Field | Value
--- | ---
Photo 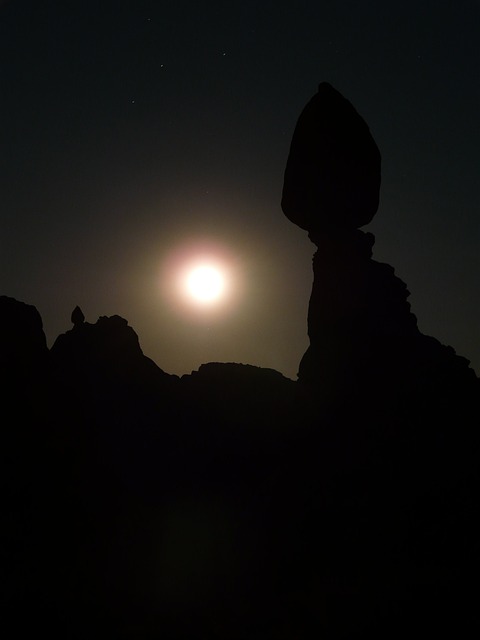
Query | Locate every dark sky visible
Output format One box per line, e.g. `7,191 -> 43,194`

1,0 -> 479,379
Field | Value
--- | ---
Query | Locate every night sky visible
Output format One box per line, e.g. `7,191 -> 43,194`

1,0 -> 479,379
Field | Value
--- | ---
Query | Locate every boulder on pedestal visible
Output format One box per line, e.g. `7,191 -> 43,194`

281,84 -> 477,400
282,82 -> 381,234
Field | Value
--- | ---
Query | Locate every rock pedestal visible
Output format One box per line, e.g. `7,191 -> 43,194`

298,229 -> 420,395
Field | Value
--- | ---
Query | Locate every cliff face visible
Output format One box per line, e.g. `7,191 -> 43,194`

2,84 -> 479,638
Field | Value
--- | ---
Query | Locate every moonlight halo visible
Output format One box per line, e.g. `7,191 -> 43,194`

184,263 -> 226,305
160,238 -> 242,319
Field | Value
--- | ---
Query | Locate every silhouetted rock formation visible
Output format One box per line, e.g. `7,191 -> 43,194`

0,297 -> 57,635
278,83 -> 479,638
0,294 -> 50,465
282,85 -> 477,401
282,82 -> 381,233
2,83 -> 479,639
0,294 -> 48,377
51,312 -> 172,391
298,228 -> 477,400
2,287 -> 479,638
71,305 -> 85,326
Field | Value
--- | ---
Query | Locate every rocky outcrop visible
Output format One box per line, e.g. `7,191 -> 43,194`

0,294 -> 48,379
71,305 -> 85,326
180,362 -> 302,455
2,288 -> 479,638
51,312 -> 172,391
1,303 -> 54,635
277,85 -> 480,638
298,228 -> 477,401
0,294 -> 50,464
282,85 -> 477,403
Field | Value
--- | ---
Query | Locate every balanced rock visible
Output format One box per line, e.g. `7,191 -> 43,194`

281,82 -> 381,233
71,305 -> 85,326
281,84 -> 478,402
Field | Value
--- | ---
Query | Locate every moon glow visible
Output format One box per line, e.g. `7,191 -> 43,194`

160,240 -> 242,318
184,263 -> 226,304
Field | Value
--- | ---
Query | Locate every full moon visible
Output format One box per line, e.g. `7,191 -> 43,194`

184,263 -> 226,304
161,240 -> 241,317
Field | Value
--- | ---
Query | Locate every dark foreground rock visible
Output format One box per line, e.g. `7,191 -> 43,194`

2,295 -> 478,639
